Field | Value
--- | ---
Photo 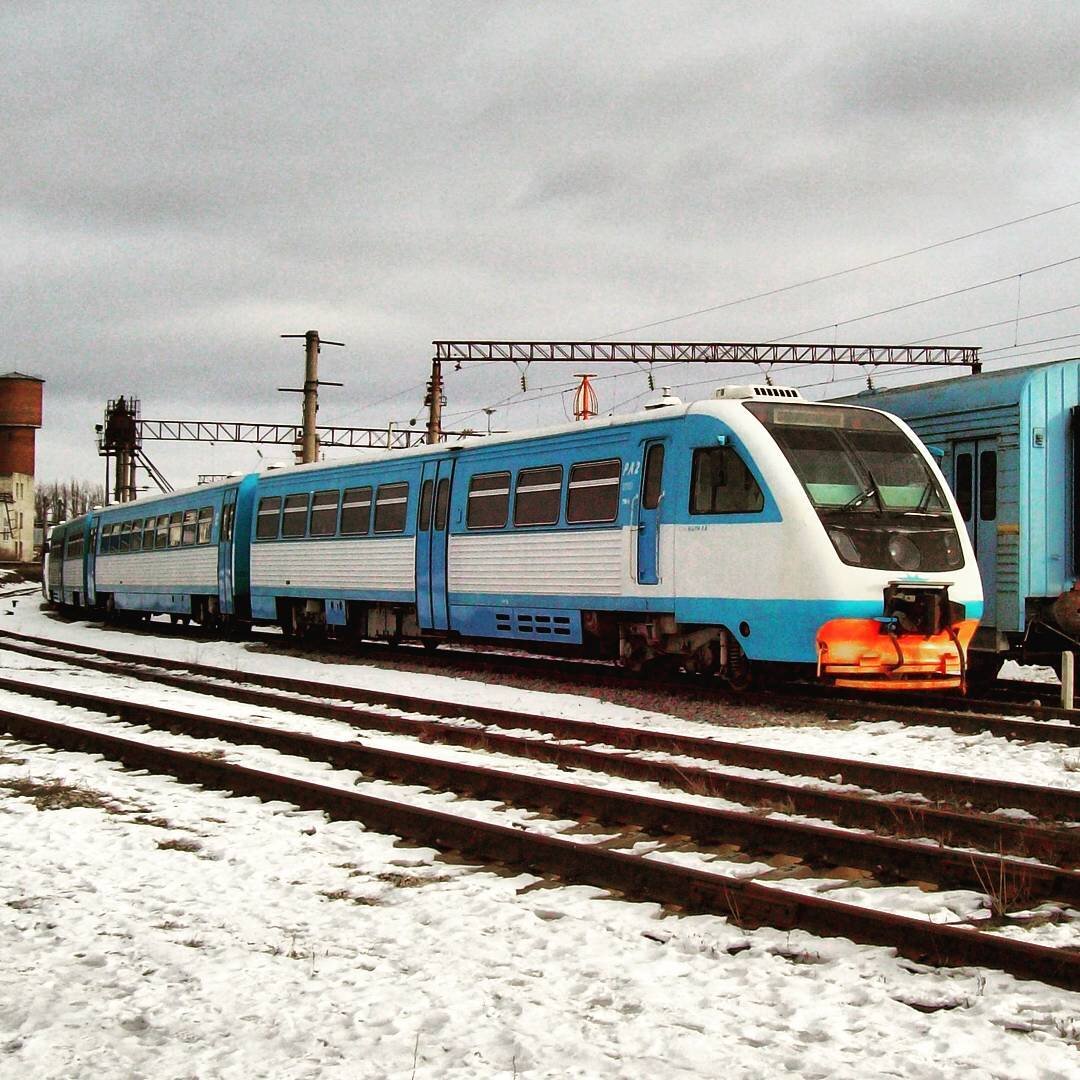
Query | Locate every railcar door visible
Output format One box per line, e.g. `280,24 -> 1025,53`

953,441 -> 998,624
415,458 -> 455,632
636,441 -> 666,585
218,488 -> 238,615
85,515 -> 98,607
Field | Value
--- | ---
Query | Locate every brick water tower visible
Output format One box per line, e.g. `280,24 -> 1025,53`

0,372 -> 44,562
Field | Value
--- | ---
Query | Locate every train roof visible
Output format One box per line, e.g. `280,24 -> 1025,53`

830,357 -> 1080,419
87,388 -> 891,517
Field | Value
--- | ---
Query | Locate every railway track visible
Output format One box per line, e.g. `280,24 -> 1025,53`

27,612 -> 1080,744
2,630 -> 1080,988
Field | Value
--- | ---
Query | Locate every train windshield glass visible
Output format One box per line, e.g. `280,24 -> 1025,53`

745,402 -> 949,514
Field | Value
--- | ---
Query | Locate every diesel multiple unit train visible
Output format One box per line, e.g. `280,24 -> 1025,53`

46,385 -> 982,690
837,357 -> 1080,687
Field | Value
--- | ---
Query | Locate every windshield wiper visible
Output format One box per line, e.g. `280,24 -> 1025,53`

842,469 -> 884,512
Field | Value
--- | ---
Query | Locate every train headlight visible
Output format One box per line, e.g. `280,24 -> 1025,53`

827,527 -> 861,565
887,532 -> 921,571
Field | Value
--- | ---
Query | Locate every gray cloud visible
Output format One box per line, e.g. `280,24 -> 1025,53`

3,1 -> 1079,489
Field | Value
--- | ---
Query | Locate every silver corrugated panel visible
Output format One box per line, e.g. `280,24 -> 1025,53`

96,549 -> 217,588
250,537 -> 415,591
61,558 -> 81,582
448,531 -> 624,595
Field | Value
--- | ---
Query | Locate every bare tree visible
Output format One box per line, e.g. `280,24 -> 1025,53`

35,479 -> 105,525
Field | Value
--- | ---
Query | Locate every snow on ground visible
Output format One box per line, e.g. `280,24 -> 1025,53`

3,596 -> 1080,1077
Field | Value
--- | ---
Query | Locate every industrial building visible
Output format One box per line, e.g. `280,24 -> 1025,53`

0,372 -> 44,562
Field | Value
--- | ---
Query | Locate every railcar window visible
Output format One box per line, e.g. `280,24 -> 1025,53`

340,487 -> 372,535
100,524 -> 113,552
979,451 -> 997,521
309,490 -> 339,536
642,445 -> 664,510
418,479 -> 434,531
181,509 -> 198,546
435,478 -> 450,531
118,522 -> 131,553
690,447 -> 765,515
155,514 -> 169,549
467,472 -> 510,529
142,519 -> 155,549
65,534 -> 83,559
130,519 -> 143,552
567,459 -> 621,524
514,466 -> 562,526
221,503 -> 235,543
197,506 -> 214,544
955,454 -> 973,521
374,482 -> 409,533
168,512 -> 183,546
255,497 -> 281,540
281,493 -> 309,538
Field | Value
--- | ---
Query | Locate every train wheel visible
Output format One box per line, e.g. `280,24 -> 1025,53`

724,642 -> 753,691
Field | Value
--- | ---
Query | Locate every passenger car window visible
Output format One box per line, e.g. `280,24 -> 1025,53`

340,487 -> 372,535
467,472 -> 510,529
309,490 -> 339,536
514,466 -> 562,526
155,514 -> 169,549
197,506 -> 214,544
255,497 -> 281,540
129,519 -> 143,552
374,482 -> 409,533
142,519 -> 156,549
567,459 -> 621,524
181,509 -> 198,546
281,493 -> 309,538
690,447 -> 764,515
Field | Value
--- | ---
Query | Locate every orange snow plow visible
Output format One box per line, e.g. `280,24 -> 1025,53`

816,616 -> 979,691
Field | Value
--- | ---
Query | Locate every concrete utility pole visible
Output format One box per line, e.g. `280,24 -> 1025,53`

425,357 -> 443,445
280,331 -> 344,464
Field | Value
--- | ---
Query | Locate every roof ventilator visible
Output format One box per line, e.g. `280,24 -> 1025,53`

715,385 -> 802,400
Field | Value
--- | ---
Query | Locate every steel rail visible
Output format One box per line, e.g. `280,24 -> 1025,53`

0,669 -> 1075,867
1,689 -> 1075,905
2,630 -> 1079,821
1,710 -> 1075,990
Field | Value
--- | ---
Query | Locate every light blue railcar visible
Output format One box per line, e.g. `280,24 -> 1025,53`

835,358 -> 1080,682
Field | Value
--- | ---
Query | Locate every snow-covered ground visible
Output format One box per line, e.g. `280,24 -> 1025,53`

2,594 -> 1080,1078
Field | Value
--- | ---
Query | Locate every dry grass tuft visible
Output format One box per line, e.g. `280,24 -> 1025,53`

0,775 -> 121,813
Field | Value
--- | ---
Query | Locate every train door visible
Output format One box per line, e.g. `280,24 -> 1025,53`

636,440 -> 666,585
416,458 -> 455,632
229,475 -> 257,622
218,488 -> 238,615
953,441 -> 998,624
85,514 -> 98,607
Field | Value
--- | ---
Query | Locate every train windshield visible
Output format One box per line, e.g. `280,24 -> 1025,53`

745,401 -> 949,514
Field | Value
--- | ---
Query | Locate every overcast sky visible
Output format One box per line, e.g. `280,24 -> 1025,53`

4,1 -> 1079,491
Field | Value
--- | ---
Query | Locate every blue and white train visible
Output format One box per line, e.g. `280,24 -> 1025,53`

46,385 -> 982,690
